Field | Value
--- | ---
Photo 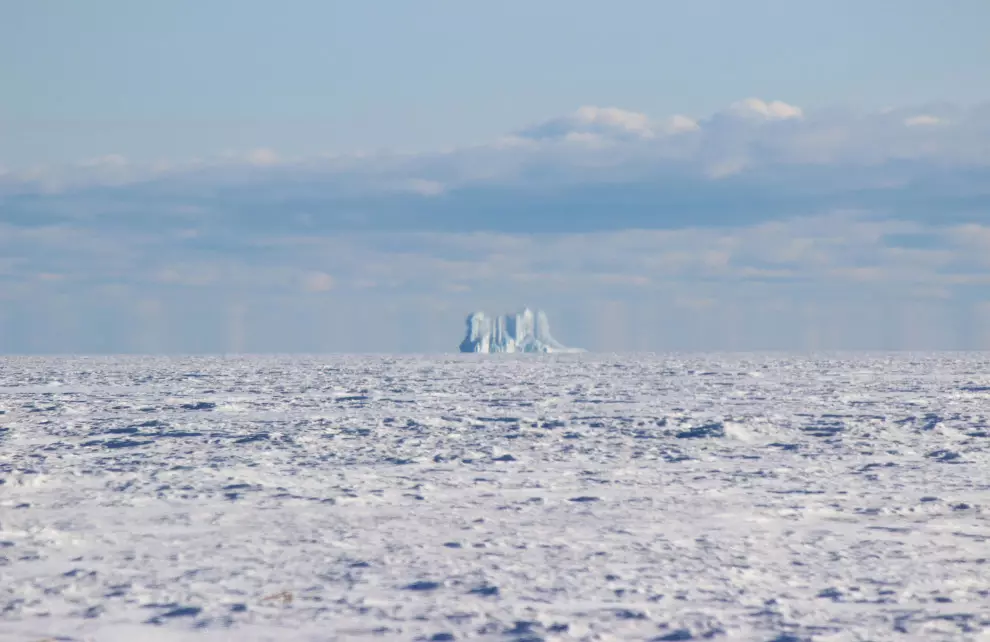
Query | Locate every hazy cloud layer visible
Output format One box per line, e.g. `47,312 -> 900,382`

3,211 -> 990,353
2,99 -> 989,352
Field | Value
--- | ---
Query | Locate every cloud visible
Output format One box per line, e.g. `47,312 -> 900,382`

2,98 -> 990,351
903,115 -> 945,127
400,179 -> 446,196
2,206 -> 990,351
3,97 -> 989,203
705,158 -> 748,178
664,114 -> 701,133
573,106 -> 655,137
512,99 -> 799,148
245,148 -> 280,166
516,105 -> 657,141
726,98 -> 804,121
133,212 -> 989,298
2,101 -> 988,246
302,271 -> 335,292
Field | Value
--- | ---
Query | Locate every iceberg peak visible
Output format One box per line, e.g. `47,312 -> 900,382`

459,308 -> 583,353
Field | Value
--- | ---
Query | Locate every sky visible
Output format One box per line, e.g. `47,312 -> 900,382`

2,0 -> 990,353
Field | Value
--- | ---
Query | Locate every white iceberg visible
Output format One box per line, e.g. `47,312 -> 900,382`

459,308 -> 584,353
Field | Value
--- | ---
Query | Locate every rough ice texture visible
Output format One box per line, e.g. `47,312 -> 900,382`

459,308 -> 583,353
2,354 -> 990,641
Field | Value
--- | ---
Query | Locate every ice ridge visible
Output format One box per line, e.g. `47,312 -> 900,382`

459,308 -> 584,353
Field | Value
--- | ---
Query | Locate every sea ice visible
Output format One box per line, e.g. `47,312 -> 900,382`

1,353 -> 989,640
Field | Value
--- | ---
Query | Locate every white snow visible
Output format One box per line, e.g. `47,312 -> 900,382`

0,353 -> 989,640
459,308 -> 584,353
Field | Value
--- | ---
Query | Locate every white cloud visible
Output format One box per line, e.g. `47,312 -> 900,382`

903,114 -> 945,127
400,179 -> 446,196
0,89 -> 983,352
664,114 -> 701,133
245,148 -> 280,166
573,106 -> 655,137
727,98 -> 804,121
3,98 -> 989,198
302,271 -> 335,292
516,105 -> 656,142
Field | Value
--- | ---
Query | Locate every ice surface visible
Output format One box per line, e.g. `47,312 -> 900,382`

459,308 -> 583,353
1,354 -> 990,640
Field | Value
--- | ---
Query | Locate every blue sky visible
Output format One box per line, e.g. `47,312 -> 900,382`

6,0 -> 990,162
2,1 -> 990,352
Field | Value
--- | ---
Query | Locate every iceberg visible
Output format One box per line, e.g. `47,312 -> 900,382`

459,308 -> 584,353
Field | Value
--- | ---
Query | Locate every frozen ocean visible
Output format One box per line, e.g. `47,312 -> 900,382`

1,354 -> 989,641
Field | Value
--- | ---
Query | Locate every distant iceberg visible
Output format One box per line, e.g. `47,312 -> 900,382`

459,308 -> 584,353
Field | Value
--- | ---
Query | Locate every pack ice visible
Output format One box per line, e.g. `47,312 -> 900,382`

458,308 -> 584,353
2,354 -> 990,640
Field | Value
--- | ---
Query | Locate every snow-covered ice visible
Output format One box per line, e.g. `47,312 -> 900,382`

460,309 -> 583,354
1,353 -> 989,641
